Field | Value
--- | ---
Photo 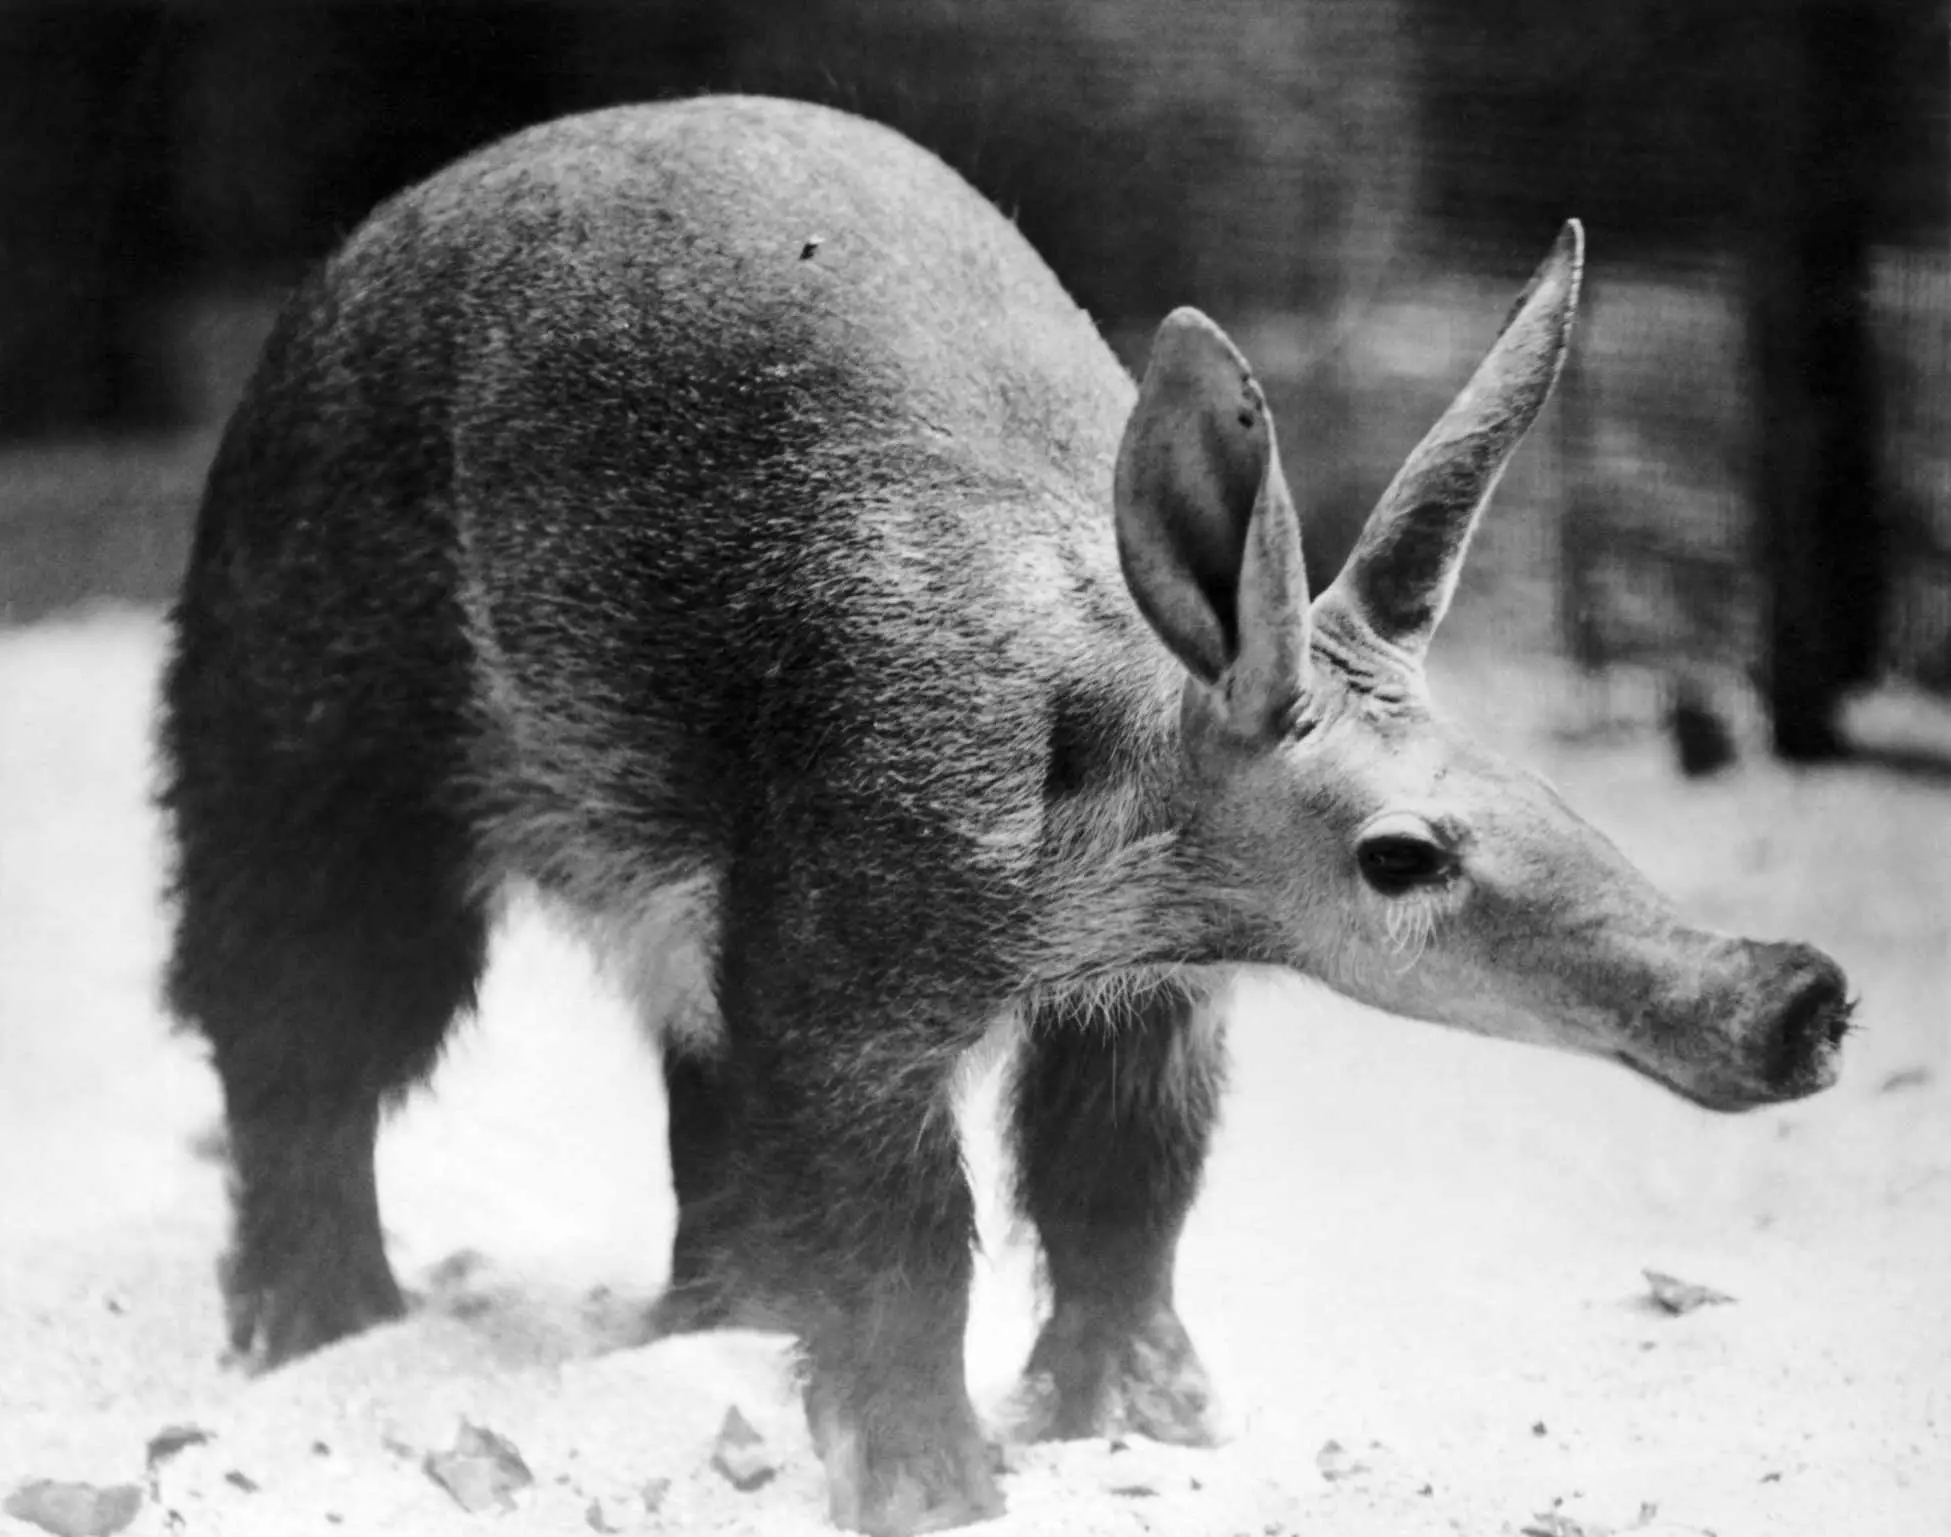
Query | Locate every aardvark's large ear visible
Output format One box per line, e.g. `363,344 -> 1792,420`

1322,220 -> 1584,658
1113,307 -> 1310,733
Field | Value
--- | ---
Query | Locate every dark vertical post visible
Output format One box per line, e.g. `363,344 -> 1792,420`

1750,0 -> 1892,761
0,4 -> 183,440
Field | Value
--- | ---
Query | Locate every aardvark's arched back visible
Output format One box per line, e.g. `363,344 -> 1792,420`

157,95 -> 1852,1537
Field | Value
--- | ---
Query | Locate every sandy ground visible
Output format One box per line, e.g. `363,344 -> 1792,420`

3,606 -> 1948,1537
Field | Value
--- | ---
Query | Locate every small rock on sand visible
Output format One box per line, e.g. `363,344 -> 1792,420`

142,1425 -> 213,1470
4,1480 -> 144,1537
423,1422 -> 536,1514
1314,1440 -> 1370,1482
1642,1269 -> 1736,1315
710,1406 -> 778,1492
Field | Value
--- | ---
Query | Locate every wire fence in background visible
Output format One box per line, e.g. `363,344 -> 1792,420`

1,0 -> 1945,761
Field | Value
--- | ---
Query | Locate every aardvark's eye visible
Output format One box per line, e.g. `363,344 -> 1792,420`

1355,819 -> 1454,897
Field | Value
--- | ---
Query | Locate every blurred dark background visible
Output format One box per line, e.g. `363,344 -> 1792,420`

1,0 -> 1945,764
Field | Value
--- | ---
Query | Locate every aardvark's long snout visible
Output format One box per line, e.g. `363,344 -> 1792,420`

1620,939 -> 1854,1113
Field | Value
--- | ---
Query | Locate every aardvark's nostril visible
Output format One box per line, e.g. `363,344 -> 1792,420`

1770,964 -> 1853,1085
1816,981 -> 1855,1048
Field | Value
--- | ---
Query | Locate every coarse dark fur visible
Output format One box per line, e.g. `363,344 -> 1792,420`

157,94 -> 1852,1537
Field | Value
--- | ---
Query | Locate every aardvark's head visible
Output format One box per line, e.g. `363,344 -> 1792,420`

1113,222 -> 1851,1110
